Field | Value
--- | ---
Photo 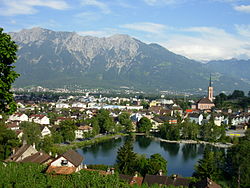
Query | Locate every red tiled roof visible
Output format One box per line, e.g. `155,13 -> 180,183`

83,168 -> 112,175
30,114 -> 46,119
46,166 -> 76,175
119,174 -> 143,186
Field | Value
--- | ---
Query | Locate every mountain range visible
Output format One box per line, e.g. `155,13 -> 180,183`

10,27 -> 250,94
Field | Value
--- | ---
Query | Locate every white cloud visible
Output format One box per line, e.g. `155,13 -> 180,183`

80,0 -> 111,14
143,0 -> 185,6
161,27 -> 250,61
120,22 -> 167,34
235,24 -> 250,37
234,5 -> 250,13
0,0 -> 69,16
78,28 -> 118,37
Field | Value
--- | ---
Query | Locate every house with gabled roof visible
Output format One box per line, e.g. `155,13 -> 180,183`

143,174 -> 190,187
6,144 -> 37,162
119,174 -> 143,186
8,113 -> 28,122
40,125 -> 51,137
20,151 -> 53,165
75,125 -> 93,139
29,114 -> 50,125
188,113 -> 203,125
46,149 -> 83,174
190,177 -> 221,188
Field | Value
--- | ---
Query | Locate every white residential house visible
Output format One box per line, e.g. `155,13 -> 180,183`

150,117 -> 164,132
231,114 -> 250,126
72,102 -> 87,109
29,115 -> 50,125
75,126 -> 93,139
189,113 -> 203,125
126,106 -> 143,110
54,117 -> 71,125
7,144 -> 38,162
47,150 -> 84,173
8,113 -> 28,122
40,125 -> 51,137
56,103 -> 70,109
214,114 -> 225,126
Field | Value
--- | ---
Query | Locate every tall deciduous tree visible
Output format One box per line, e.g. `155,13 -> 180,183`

0,123 -> 20,160
59,120 -> 77,142
137,117 -> 152,133
118,112 -> 133,132
95,109 -> 115,133
0,28 -> 20,114
146,153 -> 167,175
20,121 -> 41,145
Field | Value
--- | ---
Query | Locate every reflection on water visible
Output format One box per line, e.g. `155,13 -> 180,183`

77,135 -> 225,177
160,142 -> 180,156
182,144 -> 199,161
137,135 -> 152,149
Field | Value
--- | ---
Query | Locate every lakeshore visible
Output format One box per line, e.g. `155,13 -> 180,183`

152,137 -> 233,148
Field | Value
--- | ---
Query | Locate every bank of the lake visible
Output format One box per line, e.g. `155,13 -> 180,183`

77,135 -> 226,177
152,137 -> 233,148
53,133 -> 126,154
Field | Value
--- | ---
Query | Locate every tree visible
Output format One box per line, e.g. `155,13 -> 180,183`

118,112 -> 133,132
39,135 -> 53,153
145,153 -> 167,175
228,90 -> 245,99
226,140 -> 250,187
116,140 -> 137,175
95,109 -> 115,133
59,120 -> 77,142
0,28 -> 20,114
137,117 -> 152,133
0,124 -> 20,160
160,123 -> 180,140
91,118 -> 100,136
193,148 -> 223,180
20,121 -> 41,145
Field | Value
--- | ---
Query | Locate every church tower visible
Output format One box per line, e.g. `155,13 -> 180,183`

208,74 -> 213,102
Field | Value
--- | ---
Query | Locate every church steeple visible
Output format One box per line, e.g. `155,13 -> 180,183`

209,74 -> 212,87
208,74 -> 213,102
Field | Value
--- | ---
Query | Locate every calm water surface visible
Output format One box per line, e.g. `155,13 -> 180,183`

77,135 -> 223,177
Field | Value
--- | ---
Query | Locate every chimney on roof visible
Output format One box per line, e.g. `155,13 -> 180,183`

32,143 -> 36,150
172,174 -> 177,180
207,178 -> 212,185
134,171 -> 138,177
84,164 -> 87,169
49,151 -> 52,156
111,168 -> 115,174
55,153 -> 58,158
159,169 -> 163,176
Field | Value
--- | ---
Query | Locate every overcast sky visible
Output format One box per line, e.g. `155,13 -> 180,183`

1,0 -> 250,61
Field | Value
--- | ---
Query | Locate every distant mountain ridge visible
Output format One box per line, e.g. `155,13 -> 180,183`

10,27 -> 250,93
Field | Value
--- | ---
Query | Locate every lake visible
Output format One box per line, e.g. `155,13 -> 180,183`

77,135 -> 223,177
